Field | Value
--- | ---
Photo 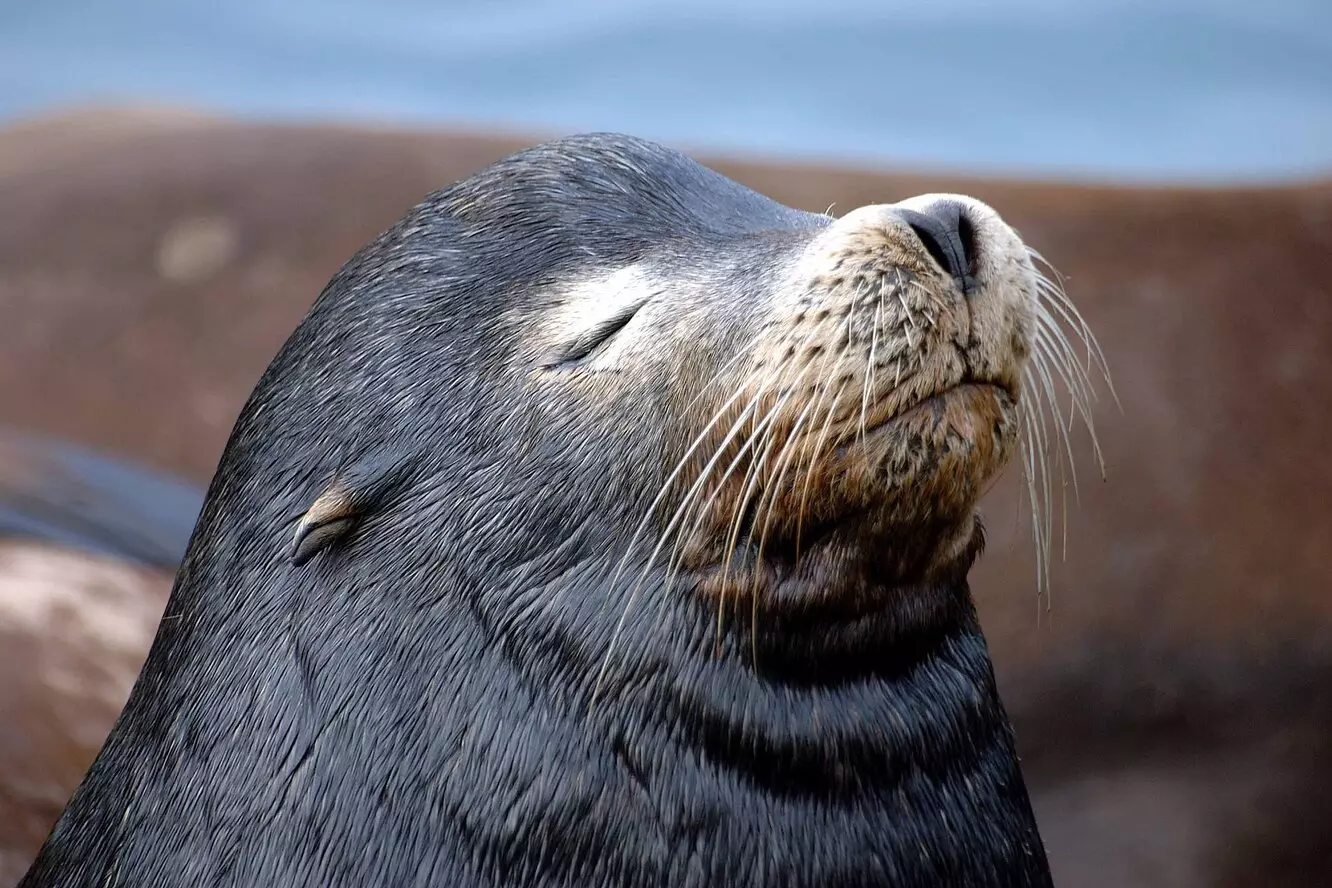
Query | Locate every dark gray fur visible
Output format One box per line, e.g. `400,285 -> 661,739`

19,134 -> 1052,888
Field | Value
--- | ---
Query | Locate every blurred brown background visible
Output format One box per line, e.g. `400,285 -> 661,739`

2,2 -> 1331,885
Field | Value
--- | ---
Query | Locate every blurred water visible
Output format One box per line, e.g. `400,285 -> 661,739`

2,0 -> 1331,181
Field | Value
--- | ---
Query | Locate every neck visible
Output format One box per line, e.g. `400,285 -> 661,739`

21,536 -> 1053,888
558,560 -> 1053,888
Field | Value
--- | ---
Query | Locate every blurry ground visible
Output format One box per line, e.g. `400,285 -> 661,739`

1,107 -> 1331,886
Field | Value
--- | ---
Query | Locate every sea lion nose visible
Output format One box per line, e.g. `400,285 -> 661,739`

896,201 -> 977,294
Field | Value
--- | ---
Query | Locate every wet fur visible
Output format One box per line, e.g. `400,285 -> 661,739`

20,135 -> 1063,887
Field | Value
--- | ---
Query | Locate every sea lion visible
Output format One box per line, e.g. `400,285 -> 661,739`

17,133 -> 1105,887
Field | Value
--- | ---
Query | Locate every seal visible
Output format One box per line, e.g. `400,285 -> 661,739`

18,133 -> 1106,888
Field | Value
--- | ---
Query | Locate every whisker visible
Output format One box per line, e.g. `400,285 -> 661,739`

1013,248 -> 1117,613
743,324 -> 863,663
587,340 -> 774,707
744,379 -> 828,664
659,403 -> 775,608
678,332 -> 770,416
795,343 -> 855,564
714,386 -> 800,650
1032,299 -> 1102,427
589,392 -> 762,708
1017,388 -> 1047,607
897,291 -> 918,350
1029,331 -> 1081,502
710,317 -> 836,650
1021,363 -> 1056,607
716,314 -> 856,655
661,393 -> 782,659
1028,250 -> 1118,408
1033,318 -> 1103,483
858,282 -> 881,451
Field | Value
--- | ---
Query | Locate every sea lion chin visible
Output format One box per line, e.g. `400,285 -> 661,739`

19,133 -> 1105,888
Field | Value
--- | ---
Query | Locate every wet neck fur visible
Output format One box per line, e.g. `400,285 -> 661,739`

472,526 -> 1056,888
21,523 -> 1053,888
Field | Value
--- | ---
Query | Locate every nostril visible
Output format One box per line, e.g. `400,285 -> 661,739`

955,211 -> 977,277
898,202 -> 978,293
906,220 -> 954,281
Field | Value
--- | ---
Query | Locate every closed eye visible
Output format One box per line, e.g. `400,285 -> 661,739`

541,298 -> 647,369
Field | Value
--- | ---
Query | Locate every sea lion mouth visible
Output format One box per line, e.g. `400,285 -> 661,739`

835,377 -> 1019,444
674,375 -> 1018,601
804,381 -> 1017,546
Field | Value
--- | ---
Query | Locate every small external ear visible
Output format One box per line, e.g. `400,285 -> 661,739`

290,452 -> 413,567
290,483 -> 357,566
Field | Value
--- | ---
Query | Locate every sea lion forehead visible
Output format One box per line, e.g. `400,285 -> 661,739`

446,132 -> 826,244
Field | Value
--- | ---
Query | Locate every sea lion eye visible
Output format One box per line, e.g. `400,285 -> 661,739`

542,299 -> 646,368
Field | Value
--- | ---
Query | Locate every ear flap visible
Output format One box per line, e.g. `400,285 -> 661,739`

291,484 -> 358,566
290,452 -> 413,567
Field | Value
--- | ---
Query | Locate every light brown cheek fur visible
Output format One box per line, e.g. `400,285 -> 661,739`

744,280 -> 967,433
772,384 -> 1017,535
963,254 -> 1036,389
677,386 -> 1017,594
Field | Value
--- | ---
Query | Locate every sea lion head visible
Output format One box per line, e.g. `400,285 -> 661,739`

265,133 -> 1105,689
